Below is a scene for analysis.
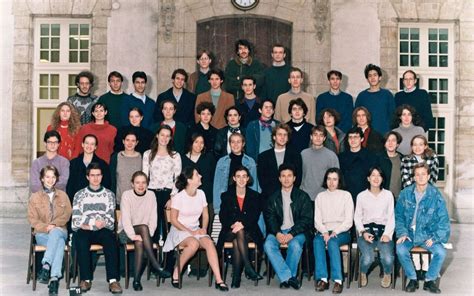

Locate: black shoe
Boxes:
[423,280,441,294]
[405,279,419,292]
[37,267,50,284]
[132,280,143,291]
[215,281,229,291]
[244,266,263,281]
[288,277,301,290]
[416,270,426,281]
[231,275,241,288]
[48,280,59,296]
[280,281,290,289]
[171,277,179,289]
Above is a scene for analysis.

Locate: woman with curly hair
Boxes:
[391,104,425,155]
[47,102,81,160]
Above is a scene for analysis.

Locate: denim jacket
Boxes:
[395,183,450,245]
[245,119,279,161]
[213,154,260,214]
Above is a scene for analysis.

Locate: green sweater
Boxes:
[262,63,291,103]
[98,91,127,128]
[224,56,265,101]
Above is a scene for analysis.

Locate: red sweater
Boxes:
[73,121,117,163]
[47,121,77,160]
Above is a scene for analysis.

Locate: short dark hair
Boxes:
[175,166,197,191]
[196,102,215,116]
[160,99,178,111]
[367,166,385,189]
[86,162,102,176]
[230,165,254,187]
[240,75,256,86]
[288,98,308,116]
[402,69,417,80]
[311,125,327,138]
[171,68,188,82]
[364,64,382,79]
[235,39,252,54]
[108,71,123,82]
[82,134,98,146]
[288,67,304,79]
[90,102,108,122]
[207,69,224,81]
[272,43,286,53]
[131,171,148,184]
[44,130,61,143]
[327,70,342,80]
[75,71,94,86]
[224,106,241,123]
[322,167,345,190]
[318,108,341,126]
[132,71,147,83]
[40,165,60,183]
[383,130,403,145]
[260,98,275,109]
[129,107,143,117]
[122,129,139,142]
[196,49,212,60]
[278,163,296,177]
[391,104,424,129]
[347,126,364,138]
[413,162,430,174]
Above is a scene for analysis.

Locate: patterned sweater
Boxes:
[401,154,439,188]
[72,186,116,231]
[142,150,181,191]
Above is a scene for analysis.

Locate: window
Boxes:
[399,28,419,67]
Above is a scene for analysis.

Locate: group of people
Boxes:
[27,39,450,296]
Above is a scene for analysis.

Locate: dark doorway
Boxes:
[196,16,293,71]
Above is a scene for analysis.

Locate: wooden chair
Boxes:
[165,208,212,289]
[220,241,259,286]
[265,242,310,285]
[70,243,103,284]
[339,244,352,288]
[26,228,70,291]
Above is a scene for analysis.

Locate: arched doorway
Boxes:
[196,16,293,71]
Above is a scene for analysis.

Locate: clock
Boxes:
[231,0,259,11]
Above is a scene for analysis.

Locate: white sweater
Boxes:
[314,189,354,234]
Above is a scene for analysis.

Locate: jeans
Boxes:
[35,228,68,279]
[264,229,306,282]
[357,236,394,274]
[258,213,266,237]
[313,231,351,281]
[396,240,446,281]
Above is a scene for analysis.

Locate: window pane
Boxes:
[429,93,437,104]
[39,88,48,100]
[80,51,89,63]
[80,39,89,49]
[51,37,60,49]
[438,117,445,128]
[68,87,76,96]
[50,88,59,100]
[439,42,448,54]
[69,51,78,63]
[400,55,409,66]
[68,74,77,86]
[411,41,419,53]
[438,156,445,168]
[80,24,89,35]
[40,24,49,35]
[400,28,409,39]
[51,51,59,62]
[410,28,419,40]
[400,41,409,53]
[440,55,448,67]
[429,28,438,40]
[439,79,448,90]
[69,24,78,35]
[40,37,49,49]
[50,74,59,86]
[40,51,49,62]
[429,56,437,67]
[51,24,60,36]
[428,130,435,141]
[69,37,78,49]
[429,79,437,90]
[439,29,448,40]
[39,74,49,86]
[438,169,445,181]
[437,131,445,141]
[410,55,419,67]
[429,42,437,53]
[439,93,448,104]
[437,144,444,154]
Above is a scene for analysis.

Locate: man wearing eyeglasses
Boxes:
[30,130,70,193]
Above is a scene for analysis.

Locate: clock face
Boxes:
[231,0,259,11]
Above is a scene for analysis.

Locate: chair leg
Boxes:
[32,251,36,291]
[124,248,129,289]
[266,256,271,285]
[65,249,70,289]
[177,249,182,289]
[254,246,259,286]
[197,250,201,281]
[357,249,361,288]
[72,250,77,283]
[401,268,406,291]
[305,244,311,281]
[27,245,33,285]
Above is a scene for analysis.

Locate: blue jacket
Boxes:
[121,94,155,130]
[213,154,260,214]
[395,183,450,245]
[245,119,279,161]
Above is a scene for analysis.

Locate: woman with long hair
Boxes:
[163,167,229,291]
[401,134,439,188]
[391,104,425,155]
[217,166,263,288]
[318,108,345,154]
[118,171,171,291]
[142,125,182,243]
[47,102,81,160]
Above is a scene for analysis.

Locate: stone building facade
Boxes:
[0,0,472,222]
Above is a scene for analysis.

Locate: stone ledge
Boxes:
[0,186,29,218]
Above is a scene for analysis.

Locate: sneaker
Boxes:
[381,274,391,288]
[37,267,50,284]
[360,272,368,287]
[48,280,59,296]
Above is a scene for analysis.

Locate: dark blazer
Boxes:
[154,88,196,126]
[376,151,404,192]
[114,125,154,155]
[257,147,302,201]
[214,126,246,160]
[217,187,264,251]
[343,127,384,153]
[287,121,314,154]
[237,99,261,128]
[181,152,216,204]
[66,153,111,204]
[186,123,218,156]
[264,187,313,241]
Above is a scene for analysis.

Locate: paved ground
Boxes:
[0,218,472,296]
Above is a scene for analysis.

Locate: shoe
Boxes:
[215,281,229,291]
[332,282,343,294]
[48,280,59,296]
[315,280,329,292]
[37,267,50,284]
[288,277,301,290]
[381,274,391,288]
[279,281,290,289]
[171,277,179,288]
[231,275,241,288]
[417,270,426,281]
[244,266,263,281]
[80,280,92,292]
[423,280,441,294]
[109,282,122,294]
[132,280,143,291]
[360,272,368,287]
[405,279,419,292]
[156,267,171,279]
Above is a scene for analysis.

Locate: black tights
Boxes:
[231,229,252,277]
[133,225,162,281]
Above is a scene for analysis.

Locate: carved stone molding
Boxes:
[313,0,329,43]
[160,0,176,43]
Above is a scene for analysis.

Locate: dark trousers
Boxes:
[74,229,119,281]
[151,188,172,243]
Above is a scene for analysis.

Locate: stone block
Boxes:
[14,16,31,29]
[459,22,474,41]
[11,80,30,100]
[26,0,50,15]
[459,0,474,21]
[13,28,31,46]
[459,41,474,60]
[92,16,108,28]
[460,61,474,76]
[12,63,30,79]
[72,0,97,15]
[49,0,73,14]
[92,27,108,44]
[12,0,31,16]
[183,32,197,57]
[189,4,215,23]
[380,26,398,48]
[91,44,107,61]
[12,45,31,62]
